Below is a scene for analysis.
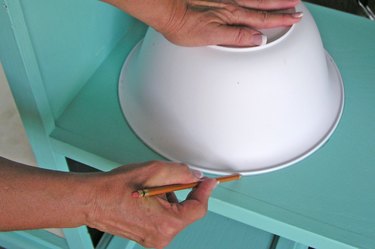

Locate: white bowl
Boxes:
[119,3,344,175]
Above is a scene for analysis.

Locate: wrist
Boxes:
[47,172,100,229]
[74,173,105,228]
[82,171,132,230]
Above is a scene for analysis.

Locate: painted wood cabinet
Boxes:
[1,1,374,248]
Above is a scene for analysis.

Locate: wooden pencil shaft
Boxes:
[143,182,198,197]
[216,174,241,183]
[136,174,241,197]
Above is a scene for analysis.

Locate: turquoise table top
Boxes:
[50,3,375,249]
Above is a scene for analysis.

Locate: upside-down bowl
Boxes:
[119,3,344,175]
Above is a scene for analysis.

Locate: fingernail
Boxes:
[191,169,203,179]
[292,12,304,18]
[253,34,267,46]
[213,180,219,189]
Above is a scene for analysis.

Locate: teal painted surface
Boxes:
[50,3,375,249]
[274,237,308,249]
[2,0,375,248]
[107,212,274,249]
[0,229,68,249]
[63,227,94,249]
[0,1,122,248]
[165,212,273,249]
[52,21,164,170]
[18,0,134,119]
[209,194,357,249]
[96,233,114,249]
[51,137,121,171]
[0,0,62,169]
[208,6,375,248]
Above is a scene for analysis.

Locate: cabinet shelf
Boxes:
[51,4,375,249]
[50,21,163,171]
[3,2,372,249]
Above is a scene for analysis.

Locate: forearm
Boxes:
[0,156,216,248]
[0,157,94,231]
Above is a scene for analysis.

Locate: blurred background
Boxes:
[304,0,375,20]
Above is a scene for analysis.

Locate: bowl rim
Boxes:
[118,39,345,175]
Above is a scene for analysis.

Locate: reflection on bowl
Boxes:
[119,3,344,175]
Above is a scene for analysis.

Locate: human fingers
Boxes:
[205,25,267,47]
[178,178,217,222]
[158,192,179,203]
[86,162,206,249]
[139,178,217,248]
[140,161,202,187]
[210,4,302,29]
[234,0,300,10]
[167,2,302,47]
[236,9,303,29]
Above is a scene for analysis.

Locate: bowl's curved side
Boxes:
[119,3,345,175]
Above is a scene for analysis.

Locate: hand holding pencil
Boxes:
[132,174,241,198]
[89,161,220,249]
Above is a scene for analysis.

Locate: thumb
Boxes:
[178,178,217,222]
[210,26,267,47]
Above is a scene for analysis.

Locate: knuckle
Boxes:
[233,28,250,46]
[159,220,180,237]
[172,162,192,176]
[260,11,269,23]
[178,162,190,172]
[256,0,264,8]
[164,33,186,46]
[148,160,164,170]
[222,4,241,24]
[283,13,295,24]
[143,160,168,182]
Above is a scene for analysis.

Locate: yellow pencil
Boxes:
[131,174,241,198]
